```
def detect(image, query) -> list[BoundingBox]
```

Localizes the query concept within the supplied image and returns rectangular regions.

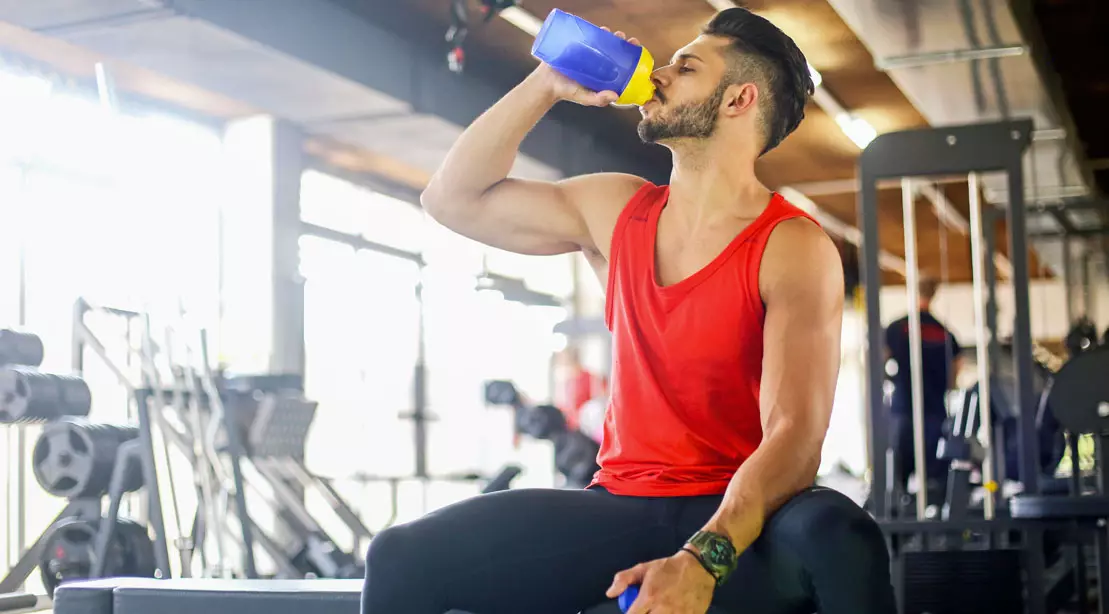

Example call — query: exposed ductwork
[821,0,1101,277]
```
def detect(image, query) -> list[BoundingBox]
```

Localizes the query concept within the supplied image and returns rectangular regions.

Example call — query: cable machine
[858,119,1047,613]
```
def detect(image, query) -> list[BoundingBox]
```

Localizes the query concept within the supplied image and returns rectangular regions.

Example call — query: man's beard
[637,83,727,144]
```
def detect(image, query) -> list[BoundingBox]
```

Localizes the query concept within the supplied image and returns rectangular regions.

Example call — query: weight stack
[899,549,1024,614]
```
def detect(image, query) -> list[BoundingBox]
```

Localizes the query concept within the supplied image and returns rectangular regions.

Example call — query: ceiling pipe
[877,45,1028,71]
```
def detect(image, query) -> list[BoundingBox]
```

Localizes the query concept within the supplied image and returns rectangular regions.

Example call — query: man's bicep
[758,220,845,438]
[427,172,642,257]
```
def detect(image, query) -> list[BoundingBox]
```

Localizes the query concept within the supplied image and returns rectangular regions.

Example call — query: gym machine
[859,120,1058,613]
[66,299,374,585]
[0,329,157,600]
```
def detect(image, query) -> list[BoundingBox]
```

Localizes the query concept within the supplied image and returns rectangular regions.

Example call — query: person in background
[885,275,962,495]
[554,346,606,432]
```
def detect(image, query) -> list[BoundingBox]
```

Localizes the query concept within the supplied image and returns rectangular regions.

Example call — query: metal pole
[414,273,428,479]
[860,171,888,519]
[1062,235,1074,322]
[968,173,996,519]
[15,166,27,567]
[901,178,929,518]
[983,207,1004,487]
[1007,150,1046,614]
[1083,251,1096,320]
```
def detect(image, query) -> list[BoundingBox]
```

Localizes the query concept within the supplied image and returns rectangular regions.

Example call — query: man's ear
[723,82,759,118]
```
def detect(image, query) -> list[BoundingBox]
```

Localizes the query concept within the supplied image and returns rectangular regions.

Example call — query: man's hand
[526,29,641,107]
[605,552,715,614]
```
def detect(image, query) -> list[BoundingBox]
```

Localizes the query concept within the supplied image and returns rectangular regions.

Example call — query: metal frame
[858,120,1045,613]
[0,499,101,594]
[72,300,173,578]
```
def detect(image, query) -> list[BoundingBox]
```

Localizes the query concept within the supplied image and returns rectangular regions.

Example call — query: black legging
[362,485,896,614]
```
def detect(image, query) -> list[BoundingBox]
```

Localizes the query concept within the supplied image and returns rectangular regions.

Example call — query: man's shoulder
[562,173,650,209]
[761,217,839,280]
[759,217,843,303]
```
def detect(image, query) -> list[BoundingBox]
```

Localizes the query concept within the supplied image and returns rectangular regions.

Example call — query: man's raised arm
[421,63,645,257]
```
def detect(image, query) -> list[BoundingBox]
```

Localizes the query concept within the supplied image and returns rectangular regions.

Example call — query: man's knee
[766,487,890,572]
[363,525,424,598]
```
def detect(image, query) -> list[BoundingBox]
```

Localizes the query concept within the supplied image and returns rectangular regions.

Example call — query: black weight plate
[1010,494,1109,520]
[0,367,31,423]
[1048,348,1109,435]
[33,419,140,499]
[484,380,519,406]
[114,519,157,579]
[40,517,147,597]
[40,518,99,597]
[0,368,92,423]
[33,422,97,498]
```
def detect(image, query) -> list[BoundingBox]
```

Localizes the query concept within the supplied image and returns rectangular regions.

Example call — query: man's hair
[703,8,815,155]
[919,276,940,301]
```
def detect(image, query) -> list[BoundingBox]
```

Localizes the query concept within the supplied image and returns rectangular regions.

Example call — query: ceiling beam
[1050,209,1076,234]
[1030,226,1109,239]
[167,0,670,183]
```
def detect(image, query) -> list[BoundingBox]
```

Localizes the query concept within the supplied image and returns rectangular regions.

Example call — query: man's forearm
[424,73,556,205]
[701,428,821,553]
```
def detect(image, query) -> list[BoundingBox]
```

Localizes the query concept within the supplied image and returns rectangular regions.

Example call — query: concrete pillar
[220,116,305,377]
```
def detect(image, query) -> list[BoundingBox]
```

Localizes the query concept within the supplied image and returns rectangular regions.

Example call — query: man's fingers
[599,26,639,45]
[576,90,618,107]
[606,563,649,597]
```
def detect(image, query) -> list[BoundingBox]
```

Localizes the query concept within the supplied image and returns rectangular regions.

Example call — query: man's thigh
[387,487,671,614]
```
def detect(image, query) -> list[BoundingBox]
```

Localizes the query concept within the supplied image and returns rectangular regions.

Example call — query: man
[363,8,895,614]
[884,276,962,495]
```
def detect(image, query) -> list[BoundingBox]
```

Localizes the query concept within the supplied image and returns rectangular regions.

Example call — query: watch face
[689,531,738,585]
[703,538,733,565]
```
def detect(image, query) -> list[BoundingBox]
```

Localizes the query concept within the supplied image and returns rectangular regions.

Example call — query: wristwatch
[683,530,738,587]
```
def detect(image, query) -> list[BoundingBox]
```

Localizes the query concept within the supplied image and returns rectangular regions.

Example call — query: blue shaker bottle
[530,9,655,106]
[618,585,640,612]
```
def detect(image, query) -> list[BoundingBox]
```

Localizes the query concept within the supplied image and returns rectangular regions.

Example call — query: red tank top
[591,183,817,497]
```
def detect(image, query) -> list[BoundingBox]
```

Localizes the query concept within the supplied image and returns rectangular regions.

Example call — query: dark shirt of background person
[885,276,962,421]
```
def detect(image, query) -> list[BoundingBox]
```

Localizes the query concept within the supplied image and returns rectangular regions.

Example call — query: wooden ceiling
[352,0,1047,284]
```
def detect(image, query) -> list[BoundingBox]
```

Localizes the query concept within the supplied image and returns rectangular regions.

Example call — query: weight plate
[0,330,44,368]
[38,517,152,597]
[484,380,519,406]
[38,517,127,597]
[32,419,142,499]
[114,519,157,580]
[0,368,91,423]
[1048,348,1109,435]
[0,368,31,423]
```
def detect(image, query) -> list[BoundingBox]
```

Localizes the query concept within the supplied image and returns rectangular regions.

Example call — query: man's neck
[665,139,770,229]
